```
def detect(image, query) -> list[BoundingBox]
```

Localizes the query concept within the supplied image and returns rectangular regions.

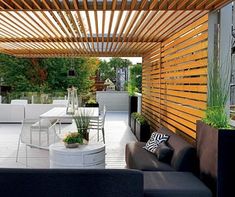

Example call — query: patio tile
[0,112,136,168]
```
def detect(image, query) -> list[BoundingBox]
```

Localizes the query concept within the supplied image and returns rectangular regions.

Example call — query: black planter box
[135,121,150,142]
[85,103,99,107]
[128,96,138,126]
[196,120,235,197]
[130,116,136,134]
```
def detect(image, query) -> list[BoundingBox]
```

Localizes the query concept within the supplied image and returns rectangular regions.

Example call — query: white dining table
[40,107,99,120]
[39,107,100,143]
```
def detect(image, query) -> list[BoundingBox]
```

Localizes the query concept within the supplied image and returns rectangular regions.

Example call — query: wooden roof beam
[11,51,142,58]
[0,0,232,11]
[0,37,159,43]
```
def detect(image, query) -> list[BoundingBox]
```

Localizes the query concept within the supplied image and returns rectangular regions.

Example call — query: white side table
[49,142,105,168]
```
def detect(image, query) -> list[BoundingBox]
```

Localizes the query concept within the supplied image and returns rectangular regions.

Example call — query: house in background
[104,78,115,91]
[116,67,128,91]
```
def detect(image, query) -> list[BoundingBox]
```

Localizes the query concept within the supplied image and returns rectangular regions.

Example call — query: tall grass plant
[203,60,230,128]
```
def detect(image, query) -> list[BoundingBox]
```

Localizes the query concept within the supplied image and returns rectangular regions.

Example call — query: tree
[98,60,115,81]
[0,54,35,92]
[98,57,132,81]
[0,54,99,95]
[129,64,142,94]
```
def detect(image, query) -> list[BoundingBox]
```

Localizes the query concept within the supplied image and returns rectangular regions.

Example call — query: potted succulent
[131,112,139,134]
[63,132,83,148]
[135,114,150,142]
[85,98,99,107]
[196,60,235,197]
[73,110,91,142]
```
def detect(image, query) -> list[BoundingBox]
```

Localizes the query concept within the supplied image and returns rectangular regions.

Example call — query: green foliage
[0,54,99,97]
[98,57,132,81]
[131,112,139,119]
[132,112,148,125]
[63,132,83,144]
[135,113,148,125]
[130,64,142,92]
[87,98,97,104]
[128,81,137,96]
[128,64,142,95]
[40,57,98,94]
[98,60,115,81]
[73,110,91,139]
[203,60,230,129]
[0,54,35,92]
[203,107,230,128]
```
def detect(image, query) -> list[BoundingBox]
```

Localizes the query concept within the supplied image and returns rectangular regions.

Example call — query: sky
[99,57,142,64]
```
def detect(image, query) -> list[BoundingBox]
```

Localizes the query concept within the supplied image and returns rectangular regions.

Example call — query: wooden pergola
[0,0,231,58]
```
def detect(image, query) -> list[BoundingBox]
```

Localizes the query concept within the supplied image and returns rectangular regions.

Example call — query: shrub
[131,112,140,119]
[136,114,148,125]
[63,132,83,144]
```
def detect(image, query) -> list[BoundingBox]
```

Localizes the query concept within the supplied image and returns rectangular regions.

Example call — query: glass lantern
[73,87,78,111]
[66,87,75,115]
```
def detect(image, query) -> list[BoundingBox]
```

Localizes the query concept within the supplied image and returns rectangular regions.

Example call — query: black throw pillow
[155,142,174,163]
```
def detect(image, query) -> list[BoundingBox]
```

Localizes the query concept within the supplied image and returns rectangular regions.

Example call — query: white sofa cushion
[0,104,25,122]
[11,99,28,105]
[52,100,68,105]
[25,104,72,124]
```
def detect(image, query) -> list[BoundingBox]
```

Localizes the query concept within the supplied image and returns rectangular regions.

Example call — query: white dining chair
[30,118,58,146]
[16,119,58,167]
[89,105,107,143]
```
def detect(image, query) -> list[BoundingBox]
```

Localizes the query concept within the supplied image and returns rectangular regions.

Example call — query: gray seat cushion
[144,172,212,197]
[126,142,175,171]
[157,127,197,172]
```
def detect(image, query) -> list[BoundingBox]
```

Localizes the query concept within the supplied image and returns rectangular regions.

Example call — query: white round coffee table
[49,142,105,168]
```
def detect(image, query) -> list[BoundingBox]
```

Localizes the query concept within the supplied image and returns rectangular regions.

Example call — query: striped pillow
[143,132,169,153]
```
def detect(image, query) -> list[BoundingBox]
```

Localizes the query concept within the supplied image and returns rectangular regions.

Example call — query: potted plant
[63,132,83,148]
[131,112,139,134]
[135,114,150,142]
[73,110,91,142]
[85,98,99,107]
[128,80,138,127]
[196,60,235,197]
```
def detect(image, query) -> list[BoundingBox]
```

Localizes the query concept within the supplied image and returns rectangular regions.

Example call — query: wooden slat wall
[142,15,208,140]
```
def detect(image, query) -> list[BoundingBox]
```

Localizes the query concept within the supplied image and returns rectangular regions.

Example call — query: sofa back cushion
[0,169,143,197]
[11,99,28,105]
[0,104,25,122]
[157,126,197,173]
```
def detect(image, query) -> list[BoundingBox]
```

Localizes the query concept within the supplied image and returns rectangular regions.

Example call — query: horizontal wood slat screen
[142,15,208,140]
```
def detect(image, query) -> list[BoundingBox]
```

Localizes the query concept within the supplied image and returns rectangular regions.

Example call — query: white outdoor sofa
[0,100,71,123]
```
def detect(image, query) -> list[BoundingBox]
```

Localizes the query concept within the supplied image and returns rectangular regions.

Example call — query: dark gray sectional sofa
[0,127,211,197]
[126,126,197,172]
[144,171,212,197]
[125,126,212,197]
[0,168,211,197]
[0,168,143,197]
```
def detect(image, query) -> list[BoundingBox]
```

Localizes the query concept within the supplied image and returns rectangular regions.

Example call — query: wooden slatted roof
[0,0,232,58]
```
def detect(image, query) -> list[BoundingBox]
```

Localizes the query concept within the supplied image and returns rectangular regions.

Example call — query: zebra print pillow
[143,132,169,153]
